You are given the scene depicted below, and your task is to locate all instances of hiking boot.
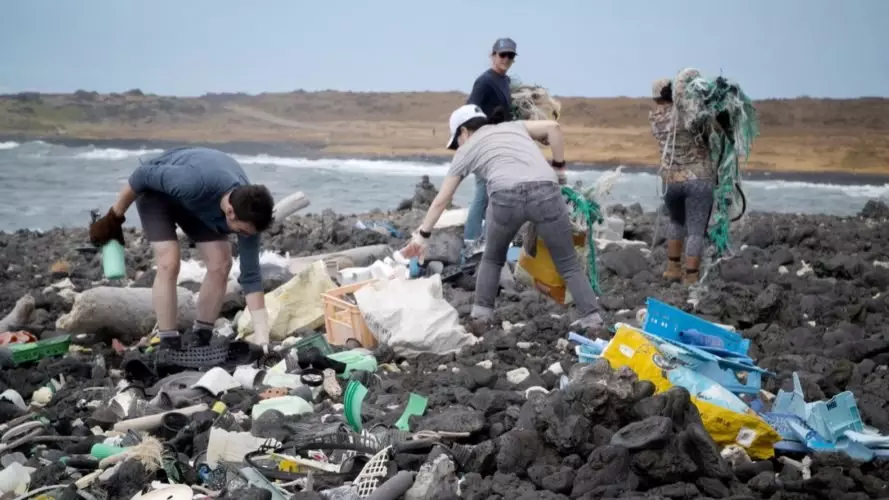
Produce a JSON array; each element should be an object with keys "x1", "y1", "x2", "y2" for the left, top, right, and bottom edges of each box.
[
  {"x1": 683, "y1": 256, "x2": 701, "y2": 285},
  {"x1": 181, "y1": 328, "x2": 213, "y2": 349},
  {"x1": 663, "y1": 239, "x2": 683, "y2": 281},
  {"x1": 663, "y1": 259, "x2": 683, "y2": 281}
]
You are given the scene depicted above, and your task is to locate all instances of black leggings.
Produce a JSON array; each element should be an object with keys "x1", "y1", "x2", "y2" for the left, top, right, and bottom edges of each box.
[{"x1": 664, "y1": 179, "x2": 715, "y2": 258}]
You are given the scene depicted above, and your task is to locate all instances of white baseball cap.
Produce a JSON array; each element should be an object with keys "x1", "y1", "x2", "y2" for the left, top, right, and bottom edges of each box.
[{"x1": 446, "y1": 104, "x2": 487, "y2": 150}]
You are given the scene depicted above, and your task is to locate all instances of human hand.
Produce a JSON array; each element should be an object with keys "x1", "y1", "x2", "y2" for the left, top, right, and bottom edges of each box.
[
  {"x1": 555, "y1": 167, "x2": 568, "y2": 185},
  {"x1": 89, "y1": 207, "x2": 126, "y2": 246},
  {"x1": 400, "y1": 230, "x2": 429, "y2": 264}
]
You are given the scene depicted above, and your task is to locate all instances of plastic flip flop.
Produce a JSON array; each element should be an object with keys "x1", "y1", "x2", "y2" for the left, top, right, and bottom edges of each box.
[{"x1": 0, "y1": 331, "x2": 37, "y2": 346}]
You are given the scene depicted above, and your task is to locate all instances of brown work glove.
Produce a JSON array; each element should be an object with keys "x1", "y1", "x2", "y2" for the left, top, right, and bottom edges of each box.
[{"x1": 89, "y1": 207, "x2": 126, "y2": 246}]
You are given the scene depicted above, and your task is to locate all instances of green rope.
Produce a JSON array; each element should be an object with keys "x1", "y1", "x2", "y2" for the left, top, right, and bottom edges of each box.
[
  {"x1": 561, "y1": 185, "x2": 603, "y2": 294},
  {"x1": 675, "y1": 72, "x2": 760, "y2": 257},
  {"x1": 708, "y1": 136, "x2": 740, "y2": 256}
]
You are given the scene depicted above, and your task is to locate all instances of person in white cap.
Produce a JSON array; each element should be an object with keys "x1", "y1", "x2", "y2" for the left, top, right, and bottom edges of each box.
[{"x1": 400, "y1": 105, "x2": 604, "y2": 330}]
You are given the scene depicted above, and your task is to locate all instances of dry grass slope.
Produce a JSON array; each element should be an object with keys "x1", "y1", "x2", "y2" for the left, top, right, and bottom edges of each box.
[{"x1": 1, "y1": 89, "x2": 888, "y2": 174}]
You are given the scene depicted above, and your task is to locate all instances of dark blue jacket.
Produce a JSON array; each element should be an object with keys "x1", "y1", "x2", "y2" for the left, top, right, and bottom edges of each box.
[{"x1": 467, "y1": 69, "x2": 513, "y2": 121}]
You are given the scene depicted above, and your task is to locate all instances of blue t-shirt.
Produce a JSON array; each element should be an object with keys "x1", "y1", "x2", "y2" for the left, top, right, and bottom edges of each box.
[{"x1": 128, "y1": 147, "x2": 263, "y2": 294}]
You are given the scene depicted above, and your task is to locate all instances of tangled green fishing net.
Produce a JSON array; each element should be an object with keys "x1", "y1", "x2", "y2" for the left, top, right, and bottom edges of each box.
[
  {"x1": 674, "y1": 68, "x2": 760, "y2": 256},
  {"x1": 562, "y1": 186, "x2": 603, "y2": 294}
]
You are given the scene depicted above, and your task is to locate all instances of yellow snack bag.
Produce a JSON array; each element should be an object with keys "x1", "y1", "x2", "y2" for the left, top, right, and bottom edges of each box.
[{"x1": 602, "y1": 325, "x2": 780, "y2": 459}]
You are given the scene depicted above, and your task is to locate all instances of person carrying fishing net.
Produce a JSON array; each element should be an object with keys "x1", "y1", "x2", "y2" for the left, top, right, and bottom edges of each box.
[
  {"x1": 399, "y1": 104, "x2": 603, "y2": 330},
  {"x1": 650, "y1": 68, "x2": 757, "y2": 285}
]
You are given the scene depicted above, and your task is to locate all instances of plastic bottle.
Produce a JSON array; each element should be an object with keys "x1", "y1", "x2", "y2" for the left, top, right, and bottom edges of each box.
[{"x1": 101, "y1": 240, "x2": 127, "y2": 279}]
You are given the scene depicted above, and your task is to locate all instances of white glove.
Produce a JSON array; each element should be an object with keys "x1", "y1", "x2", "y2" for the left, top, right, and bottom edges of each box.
[{"x1": 251, "y1": 308, "x2": 270, "y2": 346}]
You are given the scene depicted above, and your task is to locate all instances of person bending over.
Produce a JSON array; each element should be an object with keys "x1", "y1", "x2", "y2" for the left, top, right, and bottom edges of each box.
[
  {"x1": 463, "y1": 37, "x2": 518, "y2": 243},
  {"x1": 649, "y1": 77, "x2": 716, "y2": 285},
  {"x1": 401, "y1": 104, "x2": 603, "y2": 330},
  {"x1": 89, "y1": 147, "x2": 275, "y2": 348}
]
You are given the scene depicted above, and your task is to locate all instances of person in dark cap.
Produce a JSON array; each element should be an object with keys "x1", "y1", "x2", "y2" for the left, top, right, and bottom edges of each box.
[{"x1": 463, "y1": 37, "x2": 518, "y2": 245}]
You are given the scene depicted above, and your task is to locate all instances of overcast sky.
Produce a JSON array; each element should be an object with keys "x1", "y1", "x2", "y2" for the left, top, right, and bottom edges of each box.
[{"x1": 2, "y1": 0, "x2": 887, "y2": 98}]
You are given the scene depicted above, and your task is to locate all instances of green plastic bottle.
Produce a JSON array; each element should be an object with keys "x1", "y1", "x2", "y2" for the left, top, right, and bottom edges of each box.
[
  {"x1": 90, "y1": 443, "x2": 126, "y2": 460},
  {"x1": 101, "y1": 240, "x2": 126, "y2": 279}
]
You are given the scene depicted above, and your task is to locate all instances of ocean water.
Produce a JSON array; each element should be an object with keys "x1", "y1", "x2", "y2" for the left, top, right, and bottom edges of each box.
[{"x1": 0, "y1": 140, "x2": 887, "y2": 233}]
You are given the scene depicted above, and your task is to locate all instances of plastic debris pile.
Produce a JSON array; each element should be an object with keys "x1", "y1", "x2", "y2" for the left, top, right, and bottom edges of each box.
[
  {"x1": 5, "y1": 179, "x2": 889, "y2": 498},
  {"x1": 570, "y1": 297, "x2": 889, "y2": 463}
]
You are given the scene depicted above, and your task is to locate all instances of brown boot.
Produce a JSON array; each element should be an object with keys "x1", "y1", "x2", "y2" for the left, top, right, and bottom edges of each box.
[
  {"x1": 683, "y1": 256, "x2": 701, "y2": 285},
  {"x1": 663, "y1": 240, "x2": 683, "y2": 281}
]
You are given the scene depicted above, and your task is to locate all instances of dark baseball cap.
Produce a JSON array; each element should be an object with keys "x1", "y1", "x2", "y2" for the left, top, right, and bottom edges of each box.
[{"x1": 492, "y1": 38, "x2": 517, "y2": 55}]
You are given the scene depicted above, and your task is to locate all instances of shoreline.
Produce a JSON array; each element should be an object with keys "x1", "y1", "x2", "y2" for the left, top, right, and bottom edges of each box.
[{"x1": 4, "y1": 133, "x2": 889, "y2": 187}]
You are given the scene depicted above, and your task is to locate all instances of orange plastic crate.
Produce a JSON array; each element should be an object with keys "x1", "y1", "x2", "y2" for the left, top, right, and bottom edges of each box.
[{"x1": 321, "y1": 279, "x2": 379, "y2": 348}]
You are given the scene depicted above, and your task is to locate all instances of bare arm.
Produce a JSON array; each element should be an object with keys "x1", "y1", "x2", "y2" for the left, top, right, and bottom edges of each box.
[
  {"x1": 523, "y1": 120, "x2": 565, "y2": 163},
  {"x1": 419, "y1": 175, "x2": 463, "y2": 233},
  {"x1": 111, "y1": 183, "x2": 138, "y2": 217}
]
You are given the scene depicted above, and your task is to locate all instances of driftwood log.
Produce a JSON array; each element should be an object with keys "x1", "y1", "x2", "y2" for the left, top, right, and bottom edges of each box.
[
  {"x1": 0, "y1": 294, "x2": 36, "y2": 333},
  {"x1": 56, "y1": 286, "x2": 197, "y2": 343},
  {"x1": 272, "y1": 191, "x2": 310, "y2": 221}
]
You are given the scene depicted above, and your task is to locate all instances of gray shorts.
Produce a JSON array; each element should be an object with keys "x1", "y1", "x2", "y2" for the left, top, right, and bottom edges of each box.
[{"x1": 135, "y1": 191, "x2": 227, "y2": 243}]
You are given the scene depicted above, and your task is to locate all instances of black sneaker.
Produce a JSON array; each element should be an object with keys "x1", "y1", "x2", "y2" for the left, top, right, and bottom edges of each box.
[
  {"x1": 158, "y1": 334, "x2": 182, "y2": 351},
  {"x1": 181, "y1": 328, "x2": 213, "y2": 349}
]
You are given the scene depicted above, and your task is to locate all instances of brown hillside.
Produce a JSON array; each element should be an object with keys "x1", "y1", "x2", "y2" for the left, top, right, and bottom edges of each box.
[{"x1": 1, "y1": 90, "x2": 888, "y2": 174}]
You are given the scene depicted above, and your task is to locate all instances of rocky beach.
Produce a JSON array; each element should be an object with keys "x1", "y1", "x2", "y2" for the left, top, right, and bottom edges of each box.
[{"x1": 1, "y1": 178, "x2": 889, "y2": 499}]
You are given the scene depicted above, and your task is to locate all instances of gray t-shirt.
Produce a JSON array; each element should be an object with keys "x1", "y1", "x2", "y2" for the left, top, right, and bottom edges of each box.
[{"x1": 446, "y1": 121, "x2": 558, "y2": 194}]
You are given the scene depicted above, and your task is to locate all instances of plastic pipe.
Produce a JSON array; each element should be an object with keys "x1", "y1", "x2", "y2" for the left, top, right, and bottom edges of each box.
[
  {"x1": 366, "y1": 470, "x2": 416, "y2": 500},
  {"x1": 112, "y1": 404, "x2": 208, "y2": 433}
]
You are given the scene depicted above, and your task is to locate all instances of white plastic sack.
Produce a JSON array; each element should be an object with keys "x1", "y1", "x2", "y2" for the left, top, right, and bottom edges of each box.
[
  {"x1": 237, "y1": 259, "x2": 336, "y2": 341},
  {"x1": 354, "y1": 275, "x2": 478, "y2": 358}
]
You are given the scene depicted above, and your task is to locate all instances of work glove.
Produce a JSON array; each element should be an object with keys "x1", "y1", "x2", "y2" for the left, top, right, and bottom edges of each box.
[
  {"x1": 400, "y1": 230, "x2": 429, "y2": 264},
  {"x1": 250, "y1": 308, "x2": 270, "y2": 347},
  {"x1": 89, "y1": 207, "x2": 126, "y2": 246}
]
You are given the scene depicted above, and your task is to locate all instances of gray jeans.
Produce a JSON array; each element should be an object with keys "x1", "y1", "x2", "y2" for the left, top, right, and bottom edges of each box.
[
  {"x1": 476, "y1": 181, "x2": 600, "y2": 316},
  {"x1": 664, "y1": 179, "x2": 715, "y2": 257}
]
